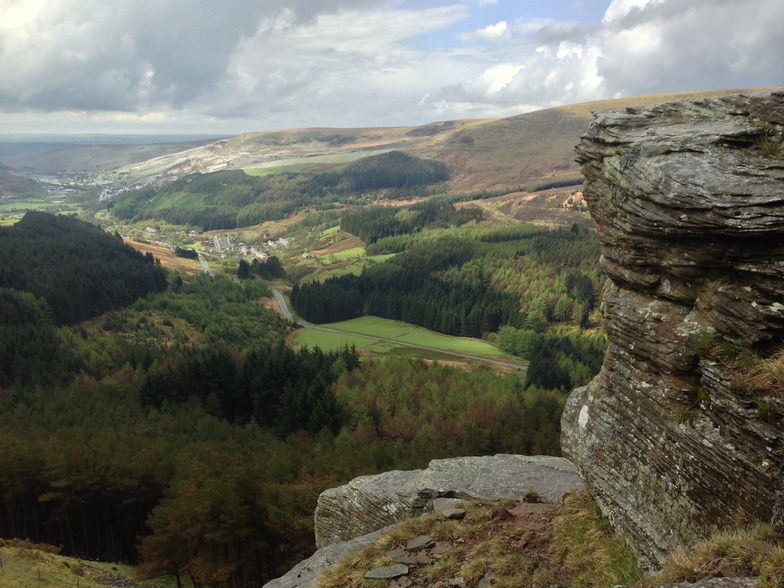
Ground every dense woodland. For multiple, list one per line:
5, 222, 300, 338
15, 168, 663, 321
291, 218, 605, 389
0, 212, 580, 587
340, 199, 482, 243
110, 151, 449, 230
0, 211, 167, 324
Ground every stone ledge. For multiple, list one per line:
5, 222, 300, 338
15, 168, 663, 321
314, 454, 583, 548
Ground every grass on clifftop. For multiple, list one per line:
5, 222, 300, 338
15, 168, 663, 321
642, 523, 784, 587
316, 489, 640, 588
315, 486, 784, 588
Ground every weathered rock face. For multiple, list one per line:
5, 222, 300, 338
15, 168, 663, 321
562, 90, 784, 569
314, 454, 581, 548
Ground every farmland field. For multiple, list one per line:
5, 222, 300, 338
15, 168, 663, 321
295, 316, 512, 360
125, 239, 203, 274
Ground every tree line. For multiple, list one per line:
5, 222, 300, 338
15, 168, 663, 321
291, 236, 524, 336
140, 342, 356, 437
493, 326, 607, 390
238, 255, 285, 280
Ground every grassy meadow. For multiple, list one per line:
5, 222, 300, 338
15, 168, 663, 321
0, 542, 177, 588
295, 315, 515, 362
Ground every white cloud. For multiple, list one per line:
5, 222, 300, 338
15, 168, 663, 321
602, 0, 665, 24
460, 21, 510, 42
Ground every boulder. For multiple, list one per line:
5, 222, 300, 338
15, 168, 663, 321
266, 455, 580, 587
263, 525, 395, 588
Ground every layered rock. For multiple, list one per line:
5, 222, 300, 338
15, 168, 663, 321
562, 90, 784, 569
314, 454, 581, 548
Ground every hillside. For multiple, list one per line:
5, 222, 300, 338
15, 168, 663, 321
0, 137, 224, 174
1, 89, 779, 588
0, 162, 42, 197
111, 89, 754, 193
0, 539, 173, 588
0, 211, 168, 324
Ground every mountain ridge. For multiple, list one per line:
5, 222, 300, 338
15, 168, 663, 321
111, 89, 763, 193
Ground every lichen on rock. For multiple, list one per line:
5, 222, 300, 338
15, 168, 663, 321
561, 90, 784, 570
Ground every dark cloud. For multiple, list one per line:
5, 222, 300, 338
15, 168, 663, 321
0, 0, 385, 113
597, 0, 784, 97
534, 21, 599, 45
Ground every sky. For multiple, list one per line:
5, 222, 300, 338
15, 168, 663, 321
0, 0, 781, 135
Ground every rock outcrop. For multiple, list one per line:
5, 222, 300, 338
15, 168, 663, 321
314, 454, 581, 548
264, 525, 395, 588
562, 90, 784, 569
266, 455, 580, 587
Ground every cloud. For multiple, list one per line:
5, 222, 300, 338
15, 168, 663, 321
435, 0, 782, 122
602, 0, 666, 24
0, 0, 387, 114
0, 0, 781, 133
460, 21, 511, 42
597, 0, 784, 96
202, 5, 470, 125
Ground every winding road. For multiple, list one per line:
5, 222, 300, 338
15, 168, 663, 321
271, 289, 527, 371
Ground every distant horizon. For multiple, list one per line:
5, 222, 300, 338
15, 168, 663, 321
3, 85, 778, 140
0, 133, 233, 142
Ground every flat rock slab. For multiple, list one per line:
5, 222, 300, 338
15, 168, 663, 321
387, 547, 413, 564
433, 497, 464, 513
365, 564, 409, 579
263, 525, 395, 588
315, 454, 583, 548
441, 508, 466, 520
406, 535, 435, 551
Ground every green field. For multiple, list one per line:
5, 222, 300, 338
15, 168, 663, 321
366, 253, 398, 263
295, 316, 514, 362
324, 246, 365, 262
295, 328, 397, 354
0, 196, 82, 225
319, 224, 341, 237
0, 543, 177, 588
